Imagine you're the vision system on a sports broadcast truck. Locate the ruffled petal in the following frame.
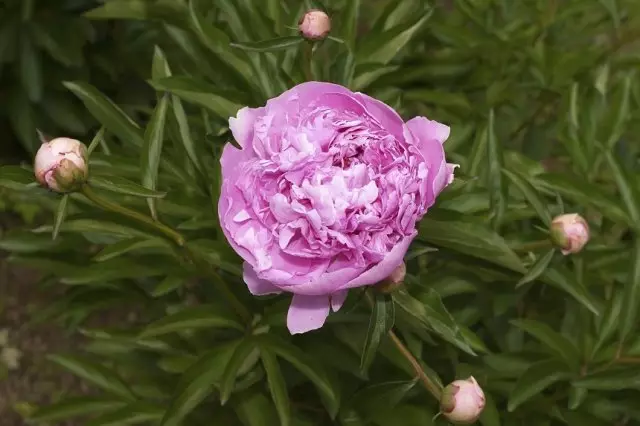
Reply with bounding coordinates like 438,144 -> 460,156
243,262 -> 282,295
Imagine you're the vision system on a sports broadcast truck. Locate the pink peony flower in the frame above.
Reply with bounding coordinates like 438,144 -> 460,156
218,82 -> 457,334
550,213 -> 589,255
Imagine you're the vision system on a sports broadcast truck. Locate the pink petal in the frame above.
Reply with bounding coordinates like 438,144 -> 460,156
330,290 -> 348,312
287,294 -> 330,334
339,232 -> 416,290
243,262 -> 282,295
229,106 -> 261,148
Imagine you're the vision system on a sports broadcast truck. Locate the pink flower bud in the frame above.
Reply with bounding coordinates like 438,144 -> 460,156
550,213 -> 589,255
34,137 -> 88,193
298,9 -> 331,41
376,262 -> 406,293
440,376 -> 485,424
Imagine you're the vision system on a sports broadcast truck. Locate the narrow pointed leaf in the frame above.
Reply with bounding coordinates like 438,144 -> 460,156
220,339 -> 259,405
256,335 -> 340,418
93,237 -> 168,262
541,266 -> 602,316
48,354 -> 135,400
261,350 -> 291,426
507,360 -> 570,411
511,319 -> 580,367
172,96 -> 204,176
64,81 -> 143,146
572,366 -> 640,390
603,149 -> 640,226
139,305 -> 244,338
86,403 -> 163,426
87,127 -> 106,156
517,249 -> 556,287
503,168 -> 552,225
30,397 -> 125,423
141,94 -> 170,219
161,342 -> 240,426
361,293 -> 395,373
90,175 -> 167,198
486,109 -> 505,229
340,0 -> 360,50
231,36 -> 304,52
619,238 -> 640,343
357,10 -> 432,65
52,195 -> 69,241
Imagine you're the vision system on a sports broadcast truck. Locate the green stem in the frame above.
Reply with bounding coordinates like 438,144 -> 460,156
81,183 -> 184,246
366,292 -> 442,400
302,42 -> 314,82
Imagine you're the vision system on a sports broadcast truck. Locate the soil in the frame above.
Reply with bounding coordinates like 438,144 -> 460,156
0,213 -> 89,426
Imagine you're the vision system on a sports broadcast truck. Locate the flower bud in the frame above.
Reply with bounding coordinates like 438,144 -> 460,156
34,137 -> 88,193
550,213 -> 589,255
298,9 -> 331,41
376,262 -> 406,293
440,377 -> 485,424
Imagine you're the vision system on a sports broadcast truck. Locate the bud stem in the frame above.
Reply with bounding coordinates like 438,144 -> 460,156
365,291 -> 442,400
302,42 -> 314,82
80,183 -> 185,246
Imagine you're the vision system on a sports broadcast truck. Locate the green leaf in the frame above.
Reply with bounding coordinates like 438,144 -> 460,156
60,258 -> 165,285
152,275 -> 184,297
152,46 -> 172,80
86,402 -> 164,426
172,96 -> 204,176
393,289 -> 476,355
231,37 -> 304,52
150,77 -> 243,120
517,249 -> 556,287
93,238 -> 169,262
340,0 -> 360,50
419,212 -> 525,273
161,342 -> 240,426
600,73 -> 633,148
87,127 -> 106,156
34,219 -> 151,239
139,305 -> 244,338
256,335 -> 340,418
350,380 -> 418,420
20,33 -> 43,102
541,266 -> 602,316
533,173 -> 629,225
511,319 -> 581,367
30,397 -> 125,423
480,393 -> 501,426
507,359 -> 570,411
64,81 -> 143,146
0,165 -> 34,190
261,349 -> 291,426
48,354 -> 135,400
220,339 -> 259,405
357,9 -> 432,65
361,293 -> 394,373
90,175 -> 167,198
602,149 -> 640,226
619,238 -> 640,343
141,94 -> 170,219
234,391 -> 281,426
52,195 -> 69,241
572,367 -> 640,390
486,109 -> 505,229
593,291 -> 623,356
503,168 -> 552,225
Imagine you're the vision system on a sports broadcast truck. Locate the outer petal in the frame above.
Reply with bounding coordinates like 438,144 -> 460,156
330,290 -> 348,312
338,232 -> 416,290
229,106 -> 261,148
287,294 -> 330,334
355,92 -> 406,141
243,262 -> 282,295
405,116 -> 450,145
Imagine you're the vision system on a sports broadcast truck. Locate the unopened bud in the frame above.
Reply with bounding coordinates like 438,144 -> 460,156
34,137 -> 88,193
440,376 -> 485,424
550,213 -> 589,255
377,262 -> 406,293
298,9 -> 331,41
